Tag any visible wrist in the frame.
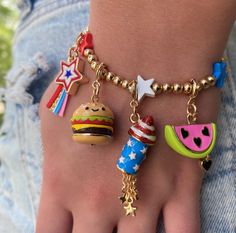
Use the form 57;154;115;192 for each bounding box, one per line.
89;1;235;83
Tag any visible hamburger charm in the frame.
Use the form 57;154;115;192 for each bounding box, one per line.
71;102;114;145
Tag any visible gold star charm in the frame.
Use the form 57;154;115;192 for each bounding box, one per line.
119;195;126;204
124;203;137;216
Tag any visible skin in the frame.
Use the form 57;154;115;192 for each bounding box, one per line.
37;1;236;232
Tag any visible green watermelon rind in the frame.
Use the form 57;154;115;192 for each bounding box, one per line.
164;123;216;159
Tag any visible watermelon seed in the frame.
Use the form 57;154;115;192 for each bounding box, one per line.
202;127;210;136
181;128;189;139
194;137;201;147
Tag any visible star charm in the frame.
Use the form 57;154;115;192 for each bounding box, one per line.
119;156;125;163
119;195;126;204
129;152;136;160
79;32;93;55
127;139;133;147
55;58;88;94
136;75;155;102
124;203;137;216
133;164;140;172
213;61;227;88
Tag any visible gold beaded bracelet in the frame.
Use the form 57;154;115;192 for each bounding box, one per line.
82;47;217;96
46;28;228;216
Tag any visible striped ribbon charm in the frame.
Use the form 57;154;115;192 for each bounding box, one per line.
47;85;69;117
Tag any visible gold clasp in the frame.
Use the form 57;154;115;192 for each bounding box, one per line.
68;46;79;62
129;83;140;124
187;79;198;124
91;80;101;103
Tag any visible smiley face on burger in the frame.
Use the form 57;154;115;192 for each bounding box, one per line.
71;102;114;145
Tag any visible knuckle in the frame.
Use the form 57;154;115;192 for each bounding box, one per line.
85;183;111;212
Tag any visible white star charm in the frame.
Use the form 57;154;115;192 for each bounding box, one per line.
136;75;155;102
129;152;136;160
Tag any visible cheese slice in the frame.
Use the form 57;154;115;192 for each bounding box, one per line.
72;124;113;131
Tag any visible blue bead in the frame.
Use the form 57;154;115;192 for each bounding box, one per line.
212;61;227;88
117;137;148;175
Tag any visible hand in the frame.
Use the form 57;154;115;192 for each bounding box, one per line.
37;72;220;233
36;1;236;232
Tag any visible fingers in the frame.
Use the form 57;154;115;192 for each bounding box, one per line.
163;195;201;233
72;221;115;233
72;212;116;233
36;195;73;233
71;195;118;233
162;167;202;233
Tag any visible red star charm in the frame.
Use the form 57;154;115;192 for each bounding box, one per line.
79;32;93;55
55;58;88;94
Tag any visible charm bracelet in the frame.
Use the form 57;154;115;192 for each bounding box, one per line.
46;28;228;216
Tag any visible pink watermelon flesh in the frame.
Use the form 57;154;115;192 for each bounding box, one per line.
175;124;213;152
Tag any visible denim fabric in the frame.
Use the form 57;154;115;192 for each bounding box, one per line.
0;0;235;232
0;1;89;232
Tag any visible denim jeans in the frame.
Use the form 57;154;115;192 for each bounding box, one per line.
0;0;235;232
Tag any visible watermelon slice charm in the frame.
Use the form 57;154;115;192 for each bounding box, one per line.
165;123;216;170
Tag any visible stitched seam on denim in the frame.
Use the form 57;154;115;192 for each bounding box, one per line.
14;0;89;41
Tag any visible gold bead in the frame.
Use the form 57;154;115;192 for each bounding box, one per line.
128;81;136;94
200;79;209;89
173;83;183;93
84;49;94;57
151;82;163;94
121;79;129;89
113;76;122;85
101;69;108;80
196;83;202;91
96;64;108;80
183;82;192;94
207;76;216;86
88;54;97;64
91;61;98;70
162;83;173;93
106;72;115;81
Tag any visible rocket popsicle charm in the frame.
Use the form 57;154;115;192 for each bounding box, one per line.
117;116;156;216
117;116;156;174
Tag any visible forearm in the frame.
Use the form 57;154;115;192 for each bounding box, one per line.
89;0;236;82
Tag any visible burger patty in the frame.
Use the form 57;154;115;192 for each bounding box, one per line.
72;127;113;136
